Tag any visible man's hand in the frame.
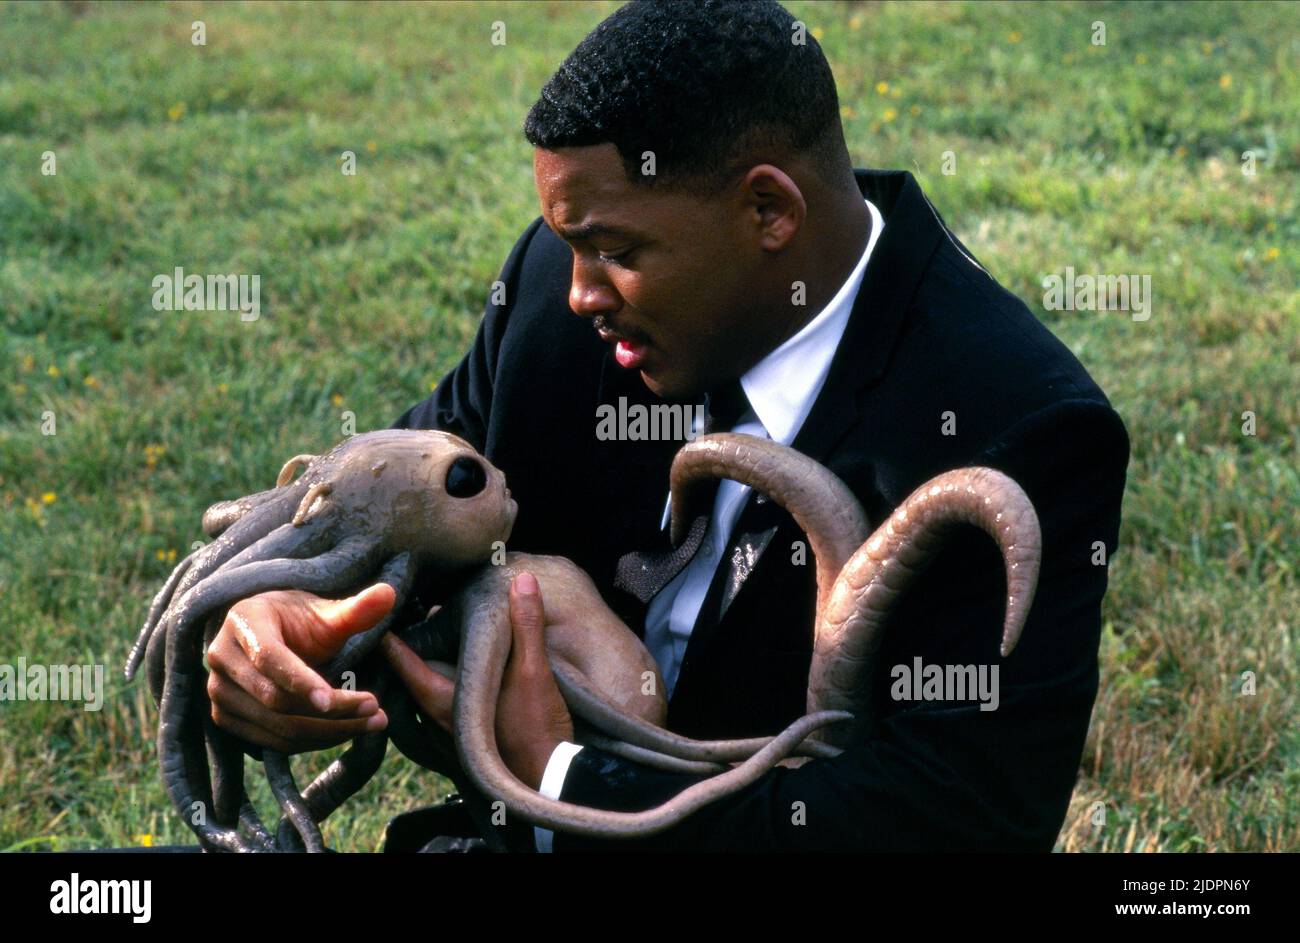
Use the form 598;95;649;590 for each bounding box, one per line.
383;571;573;789
206;584;396;753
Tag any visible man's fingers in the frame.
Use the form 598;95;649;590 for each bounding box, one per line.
315;583;397;639
507;572;547;676
227;605;345;713
381;634;455;731
210;677;387;751
208;635;378;718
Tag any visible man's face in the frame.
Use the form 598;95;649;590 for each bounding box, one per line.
534;144;768;401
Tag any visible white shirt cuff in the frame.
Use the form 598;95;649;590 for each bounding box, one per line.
533;741;584;853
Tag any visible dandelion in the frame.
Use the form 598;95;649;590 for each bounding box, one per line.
883;107;898;123
849;14;862;30
21;355;34;372
875;81;889;95
1218;73;1232;89
167;102;186;121
811;26;824;41
144;443;166;469
217;382;229;394
331;393;345;407
909;105;921;116
155;549;166;561
1263;247;1280;261
365;140;377;153
167;548;177;563
1008;31;1022;44
84;376;98;388
840;106;855;119
429;381;438;392
47;365;60;377
41;492;56;505
136;834;153;848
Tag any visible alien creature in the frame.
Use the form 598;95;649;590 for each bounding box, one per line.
126;428;1039;849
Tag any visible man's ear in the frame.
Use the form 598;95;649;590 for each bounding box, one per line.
742;163;806;252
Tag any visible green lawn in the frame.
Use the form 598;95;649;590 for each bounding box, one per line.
0;0;1295;852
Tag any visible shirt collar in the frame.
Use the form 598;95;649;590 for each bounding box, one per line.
737;197;884;446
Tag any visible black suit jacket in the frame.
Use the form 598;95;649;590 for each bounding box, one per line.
392;168;1130;851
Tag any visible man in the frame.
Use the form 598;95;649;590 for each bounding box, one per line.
205;0;1129;851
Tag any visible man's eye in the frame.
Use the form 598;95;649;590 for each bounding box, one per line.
598;248;635;266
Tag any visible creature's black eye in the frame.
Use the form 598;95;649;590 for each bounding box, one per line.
445;456;487;498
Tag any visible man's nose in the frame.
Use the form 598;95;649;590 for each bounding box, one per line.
568;254;620;320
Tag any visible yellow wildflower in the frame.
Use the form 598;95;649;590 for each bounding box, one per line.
41;492;56;505
875;81;889;95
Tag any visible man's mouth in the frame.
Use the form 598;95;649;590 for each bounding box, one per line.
593;316;651;369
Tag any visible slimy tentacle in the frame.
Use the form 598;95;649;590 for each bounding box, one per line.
276;453;319;487
125;547;198;682
202;485;284;539
809;467;1041;746
156;536;384;851
553;658;841;763
264;751;324;853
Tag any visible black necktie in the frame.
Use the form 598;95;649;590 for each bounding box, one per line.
613;380;749;604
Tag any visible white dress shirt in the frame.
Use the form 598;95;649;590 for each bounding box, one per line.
534;197;884;852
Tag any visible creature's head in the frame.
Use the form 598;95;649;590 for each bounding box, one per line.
290;430;517;568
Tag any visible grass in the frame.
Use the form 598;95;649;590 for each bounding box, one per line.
0;0;1296;852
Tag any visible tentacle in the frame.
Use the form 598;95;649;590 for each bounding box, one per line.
264;750;325;853
125;546;198;682
293;482;333;527
576;727;729;775
669;433;870;618
809;466;1042;746
453;586;852;837
276;453;319;487
200;611;276;853
144;517;334;704
296;730;389;826
156;536;384;851
201;485;284;539
552;658;842;762
204;716;266;853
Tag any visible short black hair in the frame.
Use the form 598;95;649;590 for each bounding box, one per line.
523;0;852;196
